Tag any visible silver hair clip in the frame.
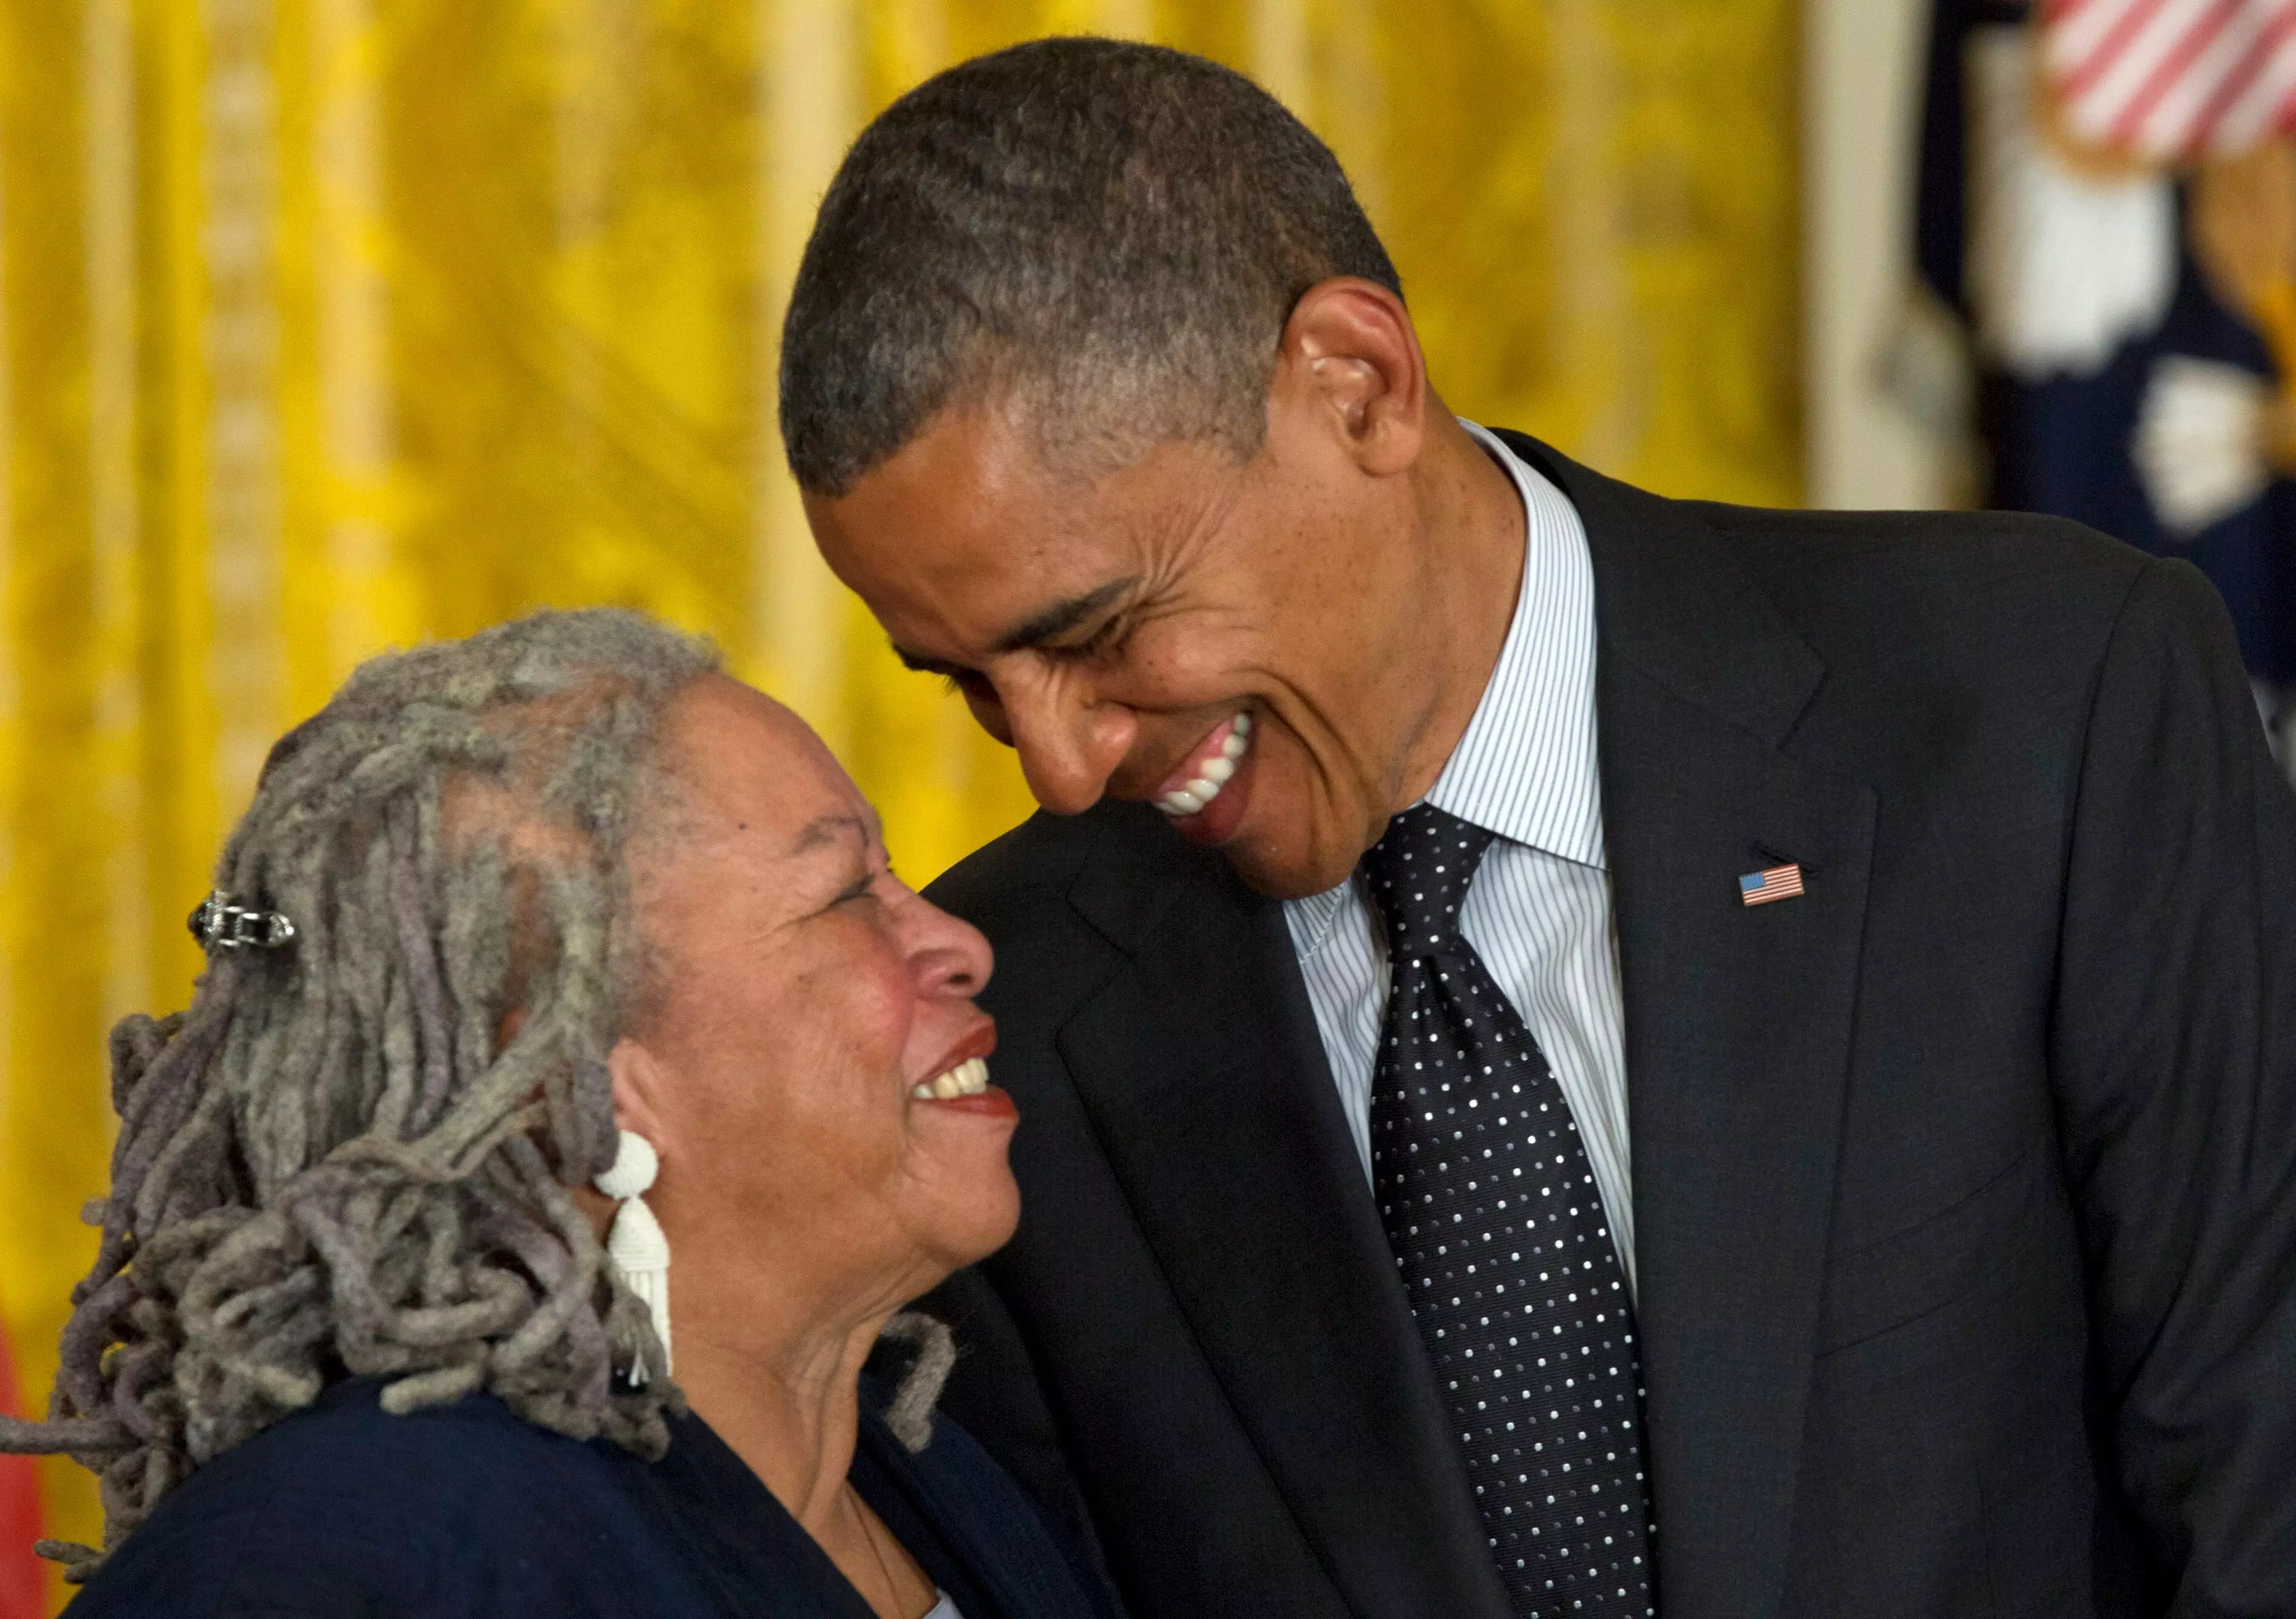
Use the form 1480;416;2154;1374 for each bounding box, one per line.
188;890;298;952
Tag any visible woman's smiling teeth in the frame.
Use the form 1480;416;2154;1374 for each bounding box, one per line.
1155;711;1253;817
913;1056;990;1101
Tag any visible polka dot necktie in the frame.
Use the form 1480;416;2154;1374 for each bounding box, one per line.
1362;803;1654;1618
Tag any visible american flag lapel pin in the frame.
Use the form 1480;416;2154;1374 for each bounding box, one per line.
1739;862;1805;907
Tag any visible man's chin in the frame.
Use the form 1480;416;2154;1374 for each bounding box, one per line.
1214;823;1361;902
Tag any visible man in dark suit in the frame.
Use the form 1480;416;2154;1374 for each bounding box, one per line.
780;37;2296;1619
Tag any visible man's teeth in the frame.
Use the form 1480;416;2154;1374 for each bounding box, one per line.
912;1056;990;1102
1156;712;1253;817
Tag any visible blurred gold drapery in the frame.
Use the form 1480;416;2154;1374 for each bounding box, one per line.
0;0;1797;1596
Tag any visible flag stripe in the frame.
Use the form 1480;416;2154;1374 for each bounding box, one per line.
2223;53;2296;145
2084;1;2218;131
2048;0;2145;73
2193;5;2296;143
2113;0;2246;144
2148;3;2281;148
2058;0;2187;102
2185;7;2286;144
2045;0;2296;159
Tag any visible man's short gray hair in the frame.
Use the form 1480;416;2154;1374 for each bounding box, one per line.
778;36;1401;496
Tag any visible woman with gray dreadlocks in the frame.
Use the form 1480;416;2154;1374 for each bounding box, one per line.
0;608;1117;1619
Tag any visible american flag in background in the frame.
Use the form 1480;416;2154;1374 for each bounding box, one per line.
2040;0;2296;162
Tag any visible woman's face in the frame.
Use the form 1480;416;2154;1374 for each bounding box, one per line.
610;674;1014;1339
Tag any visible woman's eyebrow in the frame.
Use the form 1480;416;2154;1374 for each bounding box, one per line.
788;814;868;858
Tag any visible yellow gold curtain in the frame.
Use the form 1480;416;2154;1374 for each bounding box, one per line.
0;0;1797;1600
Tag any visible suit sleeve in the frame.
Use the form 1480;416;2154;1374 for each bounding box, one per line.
2049;559;2296;1614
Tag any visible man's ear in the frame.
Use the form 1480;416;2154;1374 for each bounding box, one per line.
604;1036;672;1159
1274;277;1430;477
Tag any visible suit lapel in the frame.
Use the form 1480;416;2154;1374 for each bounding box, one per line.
1516;439;1877;1619
1058;825;1514;1619
1604;671;1874;1619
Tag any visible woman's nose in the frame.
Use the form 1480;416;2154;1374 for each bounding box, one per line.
910;898;994;1000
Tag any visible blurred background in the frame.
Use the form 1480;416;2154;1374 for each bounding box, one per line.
0;0;2290;1608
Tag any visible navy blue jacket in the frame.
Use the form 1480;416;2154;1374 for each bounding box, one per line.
66;1375;1118;1619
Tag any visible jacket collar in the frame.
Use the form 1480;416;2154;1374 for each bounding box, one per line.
1496;431;1826;748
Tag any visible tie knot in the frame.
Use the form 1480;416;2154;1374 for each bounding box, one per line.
1359;803;1495;959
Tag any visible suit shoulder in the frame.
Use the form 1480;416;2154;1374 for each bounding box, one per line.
1689;502;2148;603
1497;424;2148;607
1676;502;2163;691
927;803;1116;928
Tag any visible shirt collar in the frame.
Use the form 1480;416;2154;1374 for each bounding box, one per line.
1286;873;1354;957
1424;422;1606;871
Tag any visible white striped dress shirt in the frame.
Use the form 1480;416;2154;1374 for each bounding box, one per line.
1283;421;1637;1294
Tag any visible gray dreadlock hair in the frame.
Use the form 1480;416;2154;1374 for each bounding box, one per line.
0;608;954;1580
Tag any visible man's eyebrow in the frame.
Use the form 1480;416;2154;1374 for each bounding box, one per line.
889;577;1142;676
992;577;1140;653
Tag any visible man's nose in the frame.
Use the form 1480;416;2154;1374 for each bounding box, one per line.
1003;680;1136;816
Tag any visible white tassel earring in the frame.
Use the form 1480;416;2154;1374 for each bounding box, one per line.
594;1130;671;1382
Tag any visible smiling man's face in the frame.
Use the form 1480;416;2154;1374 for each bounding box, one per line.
803;324;1480;900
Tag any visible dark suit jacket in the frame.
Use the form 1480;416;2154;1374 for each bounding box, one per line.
920;434;2296;1619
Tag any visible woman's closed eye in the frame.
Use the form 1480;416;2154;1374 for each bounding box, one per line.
828;869;877;909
